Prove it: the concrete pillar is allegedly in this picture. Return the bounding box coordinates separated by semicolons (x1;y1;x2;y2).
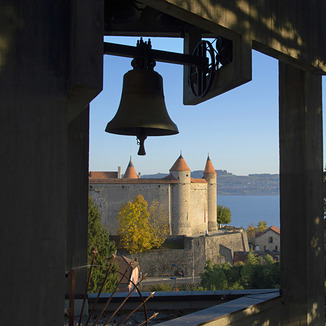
279;62;324;325
0;1;103;325
66;107;89;295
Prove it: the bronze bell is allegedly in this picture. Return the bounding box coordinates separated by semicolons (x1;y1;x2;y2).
105;63;179;155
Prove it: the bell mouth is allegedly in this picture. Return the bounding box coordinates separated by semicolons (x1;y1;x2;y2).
105;126;179;137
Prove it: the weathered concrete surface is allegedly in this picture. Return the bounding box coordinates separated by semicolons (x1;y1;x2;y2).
0;1;103;325
66;108;90;294
279;62;324;325
1;1;325;326
140;0;326;73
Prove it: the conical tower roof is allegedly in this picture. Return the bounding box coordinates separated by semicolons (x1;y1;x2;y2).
123;158;138;179
170;154;191;172
204;155;216;174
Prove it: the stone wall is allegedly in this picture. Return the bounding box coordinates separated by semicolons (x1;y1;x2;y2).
90;183;171;234
121;231;249;277
189;183;208;234
90;180;212;236
204;231;250;264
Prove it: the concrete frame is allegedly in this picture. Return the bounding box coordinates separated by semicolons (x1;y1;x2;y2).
0;0;324;325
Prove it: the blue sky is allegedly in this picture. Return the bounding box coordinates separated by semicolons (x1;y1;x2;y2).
89;36;325;176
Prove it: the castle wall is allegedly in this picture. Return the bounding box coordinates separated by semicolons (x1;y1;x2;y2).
122;231;248;277
189;183;208;234
89;183;171;235
204;231;250;264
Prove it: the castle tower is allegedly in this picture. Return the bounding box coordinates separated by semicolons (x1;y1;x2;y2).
123;157;138;179
203;155;218;231
170;155;192;235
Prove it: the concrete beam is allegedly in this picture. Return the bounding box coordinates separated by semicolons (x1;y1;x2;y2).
140;0;326;73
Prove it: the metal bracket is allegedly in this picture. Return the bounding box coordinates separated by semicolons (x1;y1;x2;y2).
104;39;208;67
188;40;216;98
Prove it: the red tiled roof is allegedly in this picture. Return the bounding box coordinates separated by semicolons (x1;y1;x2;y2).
256;225;280;238
89;171;118;180
204;156;216;174
270;225;280;234
123;159;138;179
170;155;191;172
162;174;177;181
191;178;207;183
89;178;178;184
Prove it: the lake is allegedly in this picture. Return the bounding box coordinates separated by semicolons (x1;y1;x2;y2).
217;195;280;229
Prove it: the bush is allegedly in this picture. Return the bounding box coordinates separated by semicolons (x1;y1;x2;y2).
200;254;280;290
149;283;174;292
88;196;118;293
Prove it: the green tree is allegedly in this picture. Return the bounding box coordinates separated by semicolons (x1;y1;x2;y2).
200;253;280;290
88;196;118;293
216;205;232;228
265;254;274;265
200;261;227;290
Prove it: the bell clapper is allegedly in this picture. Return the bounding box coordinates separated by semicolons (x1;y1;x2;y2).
137;135;147;156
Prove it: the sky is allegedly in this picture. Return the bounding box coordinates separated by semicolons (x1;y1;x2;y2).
89;36;326;176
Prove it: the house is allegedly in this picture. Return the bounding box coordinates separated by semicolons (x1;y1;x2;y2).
115;256;140;293
254;226;280;253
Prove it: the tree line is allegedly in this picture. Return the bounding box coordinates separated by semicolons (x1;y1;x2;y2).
200;252;280;290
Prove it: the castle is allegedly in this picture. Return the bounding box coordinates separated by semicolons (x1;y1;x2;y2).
89;155;218;236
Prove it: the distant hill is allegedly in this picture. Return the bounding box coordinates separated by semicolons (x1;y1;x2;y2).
141;170;279;196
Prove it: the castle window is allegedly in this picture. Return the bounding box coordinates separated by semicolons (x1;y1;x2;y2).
268;237;273;243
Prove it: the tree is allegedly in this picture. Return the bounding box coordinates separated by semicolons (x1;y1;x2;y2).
117;195;169;253
246;225;256;238
200;253;280;290
148;199;169;248
246;220;268;238
88;196;118;293
216;205;231;228
258;220;268;232
117;194;153;253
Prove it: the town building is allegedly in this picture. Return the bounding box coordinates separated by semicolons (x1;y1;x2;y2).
254;225;280;253
89;155;218;236
115;256;140;293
